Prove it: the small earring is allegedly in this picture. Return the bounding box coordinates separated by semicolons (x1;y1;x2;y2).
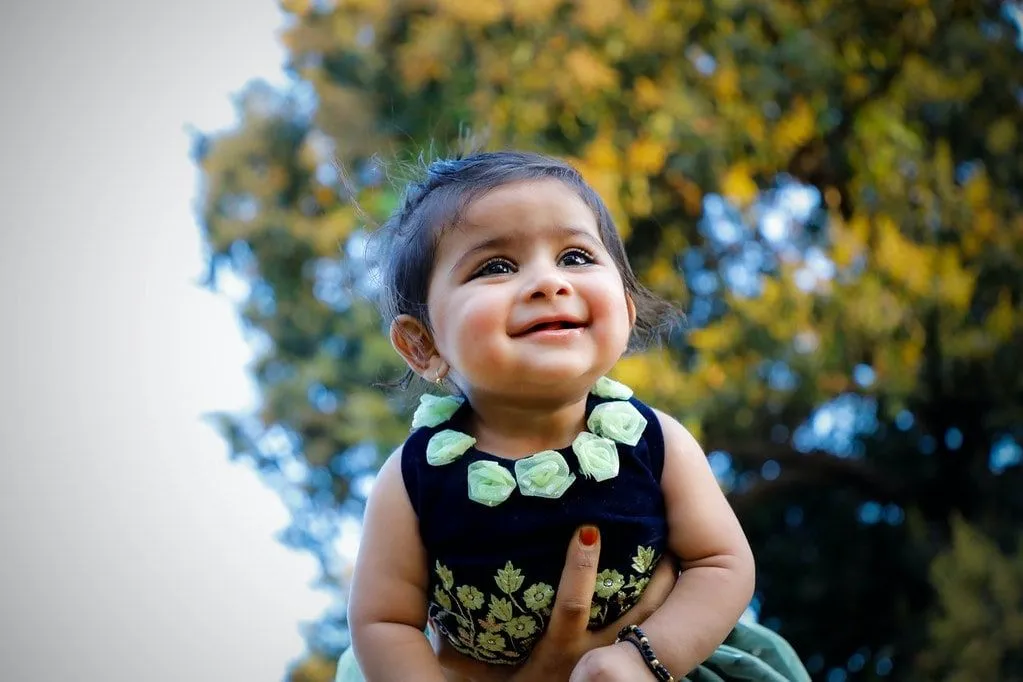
434;362;449;384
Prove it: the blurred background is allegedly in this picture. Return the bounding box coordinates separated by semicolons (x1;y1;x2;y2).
3;1;1022;681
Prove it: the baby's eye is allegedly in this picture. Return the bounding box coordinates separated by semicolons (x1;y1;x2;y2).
472;258;516;278
559;249;595;267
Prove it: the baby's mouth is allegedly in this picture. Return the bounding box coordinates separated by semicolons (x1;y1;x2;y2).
516;320;586;336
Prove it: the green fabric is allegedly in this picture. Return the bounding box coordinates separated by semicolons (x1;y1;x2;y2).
335;621;809;682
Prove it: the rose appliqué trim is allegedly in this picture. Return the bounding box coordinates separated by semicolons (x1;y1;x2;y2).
592;376;634;400
587;400;647;447
514;451;576;499
416;377;643;506
427;429;477;466
571;431;620;482
467;460;517;507
412;394;464;429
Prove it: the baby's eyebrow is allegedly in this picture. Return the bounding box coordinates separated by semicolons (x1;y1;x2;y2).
449;225;601;274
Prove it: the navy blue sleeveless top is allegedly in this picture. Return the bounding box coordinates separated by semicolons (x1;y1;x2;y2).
401;392;668;665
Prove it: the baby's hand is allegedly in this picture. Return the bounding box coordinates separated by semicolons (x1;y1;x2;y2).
568;642;652;682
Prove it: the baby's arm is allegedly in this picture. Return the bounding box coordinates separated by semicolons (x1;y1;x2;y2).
577;410;756;680
348;448;448;682
632;410;756;674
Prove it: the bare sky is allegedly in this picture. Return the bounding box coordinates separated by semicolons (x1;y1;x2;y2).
0;2;333;680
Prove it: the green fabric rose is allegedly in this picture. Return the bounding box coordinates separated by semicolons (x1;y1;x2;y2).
571;431;620;482
514;451;576;499
411;394;463;429
426;429;476;466
587;400;647;446
467;460;516;507
592;376;634;400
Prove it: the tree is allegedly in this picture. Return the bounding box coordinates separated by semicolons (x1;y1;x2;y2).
194;1;1023;679
916;515;1023;681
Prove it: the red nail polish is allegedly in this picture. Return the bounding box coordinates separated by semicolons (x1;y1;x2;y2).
580;526;598;546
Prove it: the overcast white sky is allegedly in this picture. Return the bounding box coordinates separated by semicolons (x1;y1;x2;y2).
0;2;335;680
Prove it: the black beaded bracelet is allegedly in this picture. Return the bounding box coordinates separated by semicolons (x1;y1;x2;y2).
616;624;676;682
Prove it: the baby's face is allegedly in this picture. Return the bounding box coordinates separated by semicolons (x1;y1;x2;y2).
426;179;634;402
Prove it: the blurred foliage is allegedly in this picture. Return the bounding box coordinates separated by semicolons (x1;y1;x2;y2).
194;0;1023;680
915;516;1023;681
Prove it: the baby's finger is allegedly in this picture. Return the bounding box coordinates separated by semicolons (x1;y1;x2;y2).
545;525;601;643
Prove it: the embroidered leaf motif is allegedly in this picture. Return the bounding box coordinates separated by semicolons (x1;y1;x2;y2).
488;595;513;622
431;546;661;662
427;429;476;466
479;617;502;632
477;631;507;652
457;584;484;610
593;376;634;400
523;582;554;611
594;569;625;598
436;562;454;590
632;546;656;573
434;585;452;610
504;615;538;639
495;561;525;594
587;401;647;446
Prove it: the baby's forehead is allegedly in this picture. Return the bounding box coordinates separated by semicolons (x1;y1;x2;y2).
451;181;598;235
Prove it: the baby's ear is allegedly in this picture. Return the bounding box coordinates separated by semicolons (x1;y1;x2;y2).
390;315;440;377
626;293;637;328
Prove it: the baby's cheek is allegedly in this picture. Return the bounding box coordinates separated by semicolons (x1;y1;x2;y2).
460;300;505;334
455;308;506;354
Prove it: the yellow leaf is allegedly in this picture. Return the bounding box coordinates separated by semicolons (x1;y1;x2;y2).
643;256;683;295
627;174;653;217
875;216;933;297
773;98;816;156
666;172;703;215
831;219;867;268
703;362;726;390
314;185;336;207
280;0;312;18
963;171;991;209
745;114;765;143
689;318;740;352
507;0;562;25
574;0;625;33
435;0;504;26
565;48;619;94
985;289;1016;342
936;248;975;311
712;63;740;101
985;118;1017;155
612;349;687;400
627;138;667;175
720;163;759;207
583;130;620;171
632;77;663;110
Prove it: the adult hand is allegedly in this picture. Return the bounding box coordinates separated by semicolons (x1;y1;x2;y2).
431;526;677;682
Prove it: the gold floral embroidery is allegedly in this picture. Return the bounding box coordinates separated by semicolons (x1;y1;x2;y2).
431;545;659;663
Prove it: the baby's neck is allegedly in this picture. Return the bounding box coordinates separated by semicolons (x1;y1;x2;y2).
465;393;588;460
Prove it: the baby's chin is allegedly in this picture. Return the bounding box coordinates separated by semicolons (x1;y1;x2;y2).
471;366;610;398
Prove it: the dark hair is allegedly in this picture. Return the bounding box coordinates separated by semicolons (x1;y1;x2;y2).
373;150;679;387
